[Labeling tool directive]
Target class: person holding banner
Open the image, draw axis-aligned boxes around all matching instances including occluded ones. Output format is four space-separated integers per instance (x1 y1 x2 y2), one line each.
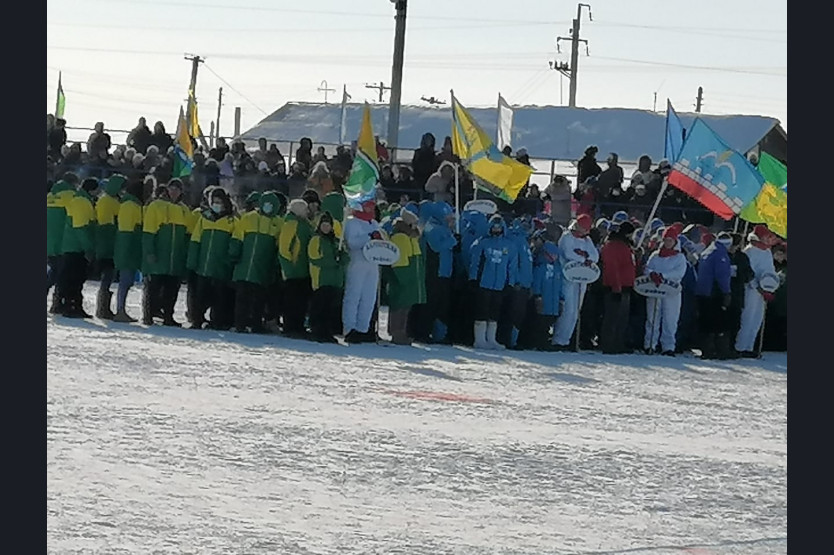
342 200 384 344
734 225 779 358
551 214 599 351
641 227 688 356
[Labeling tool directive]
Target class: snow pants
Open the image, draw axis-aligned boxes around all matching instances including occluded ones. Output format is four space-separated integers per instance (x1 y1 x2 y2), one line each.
552 281 587 346
310 286 342 339
234 281 267 331
735 287 765 353
644 294 682 352
342 260 379 335
599 289 631 354
194 276 235 329
282 277 312 335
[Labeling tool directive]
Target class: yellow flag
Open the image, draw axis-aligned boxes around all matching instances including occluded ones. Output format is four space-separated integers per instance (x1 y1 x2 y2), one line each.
451 92 533 202
186 89 201 139
176 106 193 158
741 182 787 238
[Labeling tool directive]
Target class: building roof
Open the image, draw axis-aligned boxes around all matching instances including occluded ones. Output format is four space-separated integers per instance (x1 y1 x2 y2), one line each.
238 102 784 163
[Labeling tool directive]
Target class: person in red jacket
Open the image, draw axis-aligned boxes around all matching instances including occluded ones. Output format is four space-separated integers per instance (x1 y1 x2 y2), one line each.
599 221 636 354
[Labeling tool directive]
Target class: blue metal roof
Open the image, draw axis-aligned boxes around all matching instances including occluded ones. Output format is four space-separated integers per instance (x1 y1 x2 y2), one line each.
239 102 781 163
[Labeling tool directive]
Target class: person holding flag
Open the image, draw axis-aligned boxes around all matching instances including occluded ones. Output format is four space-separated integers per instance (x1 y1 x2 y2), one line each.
642 227 688 356
341 104 385 344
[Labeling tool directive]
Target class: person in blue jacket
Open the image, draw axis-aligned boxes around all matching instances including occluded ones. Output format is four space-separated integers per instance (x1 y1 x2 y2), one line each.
695 231 733 359
520 229 564 350
449 209 490 345
675 254 699 353
499 217 534 349
421 201 458 343
469 214 518 350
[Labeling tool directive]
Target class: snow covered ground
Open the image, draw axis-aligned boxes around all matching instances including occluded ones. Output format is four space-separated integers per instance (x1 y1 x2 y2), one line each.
47 283 787 554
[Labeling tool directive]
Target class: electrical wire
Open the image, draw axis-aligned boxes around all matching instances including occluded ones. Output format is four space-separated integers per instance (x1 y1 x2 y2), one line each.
202 63 269 116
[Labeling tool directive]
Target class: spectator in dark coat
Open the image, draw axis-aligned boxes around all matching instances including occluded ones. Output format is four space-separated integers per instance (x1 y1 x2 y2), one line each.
380 165 398 202
332 145 353 175
695 232 734 359
49 118 68 159
577 145 602 185
209 137 230 162
296 137 313 173
127 117 153 155
595 153 625 219
149 121 174 154
727 232 754 351
266 144 287 175
87 122 112 160
543 175 573 227
411 132 438 189
394 165 419 202
204 158 221 187
435 136 460 166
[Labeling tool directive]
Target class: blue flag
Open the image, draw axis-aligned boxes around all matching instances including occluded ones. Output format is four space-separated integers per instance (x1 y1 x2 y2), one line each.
665 100 685 162
667 118 765 221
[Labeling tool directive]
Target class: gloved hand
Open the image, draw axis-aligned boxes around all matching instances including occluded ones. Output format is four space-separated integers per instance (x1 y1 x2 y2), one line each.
759 289 775 302
369 231 382 240
722 293 732 309
574 248 589 258
649 272 663 286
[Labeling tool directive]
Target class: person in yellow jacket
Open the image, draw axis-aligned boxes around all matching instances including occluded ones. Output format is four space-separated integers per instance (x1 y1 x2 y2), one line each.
93 174 126 319
112 180 146 322
57 178 100 318
47 172 80 314
278 198 314 337
141 180 190 326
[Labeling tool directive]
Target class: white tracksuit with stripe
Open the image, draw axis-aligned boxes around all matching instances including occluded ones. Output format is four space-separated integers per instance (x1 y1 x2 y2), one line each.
643 246 688 352
735 244 775 352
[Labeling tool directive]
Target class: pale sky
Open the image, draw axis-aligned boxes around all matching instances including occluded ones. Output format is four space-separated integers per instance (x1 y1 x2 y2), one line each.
46 0 787 146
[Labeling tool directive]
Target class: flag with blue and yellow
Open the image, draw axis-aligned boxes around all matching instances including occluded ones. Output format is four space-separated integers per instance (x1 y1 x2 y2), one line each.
343 103 380 209
172 106 193 178
740 151 787 238
450 91 533 203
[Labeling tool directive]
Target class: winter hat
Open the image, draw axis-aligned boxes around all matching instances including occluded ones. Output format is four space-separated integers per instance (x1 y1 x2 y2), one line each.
701 232 716 246
81 177 99 193
748 224 773 243
669 222 685 236
516 147 528 157
258 161 269 171
317 211 334 228
301 189 320 206
662 226 680 240
288 198 309 218
716 232 733 248
595 218 611 231
612 211 629 224
399 209 418 227
571 214 593 233
649 218 665 234
618 221 636 237
245 191 262 207
533 218 547 230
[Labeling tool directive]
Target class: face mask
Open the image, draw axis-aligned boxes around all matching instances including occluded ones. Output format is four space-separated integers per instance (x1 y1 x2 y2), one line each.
211 202 224 214
261 202 273 214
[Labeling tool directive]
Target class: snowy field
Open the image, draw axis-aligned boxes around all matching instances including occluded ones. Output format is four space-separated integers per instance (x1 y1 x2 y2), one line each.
47 282 787 555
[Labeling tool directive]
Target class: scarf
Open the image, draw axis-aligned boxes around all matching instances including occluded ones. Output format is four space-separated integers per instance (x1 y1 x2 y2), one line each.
659 247 678 258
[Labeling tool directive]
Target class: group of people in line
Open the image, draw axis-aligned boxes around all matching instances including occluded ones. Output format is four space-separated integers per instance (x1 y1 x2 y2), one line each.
47 165 787 358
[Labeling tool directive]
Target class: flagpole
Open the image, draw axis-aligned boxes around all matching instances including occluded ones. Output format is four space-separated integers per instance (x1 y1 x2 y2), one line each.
636 177 668 251
455 163 461 235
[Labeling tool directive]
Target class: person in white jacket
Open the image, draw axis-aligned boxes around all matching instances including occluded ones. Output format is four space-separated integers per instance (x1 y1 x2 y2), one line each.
342 200 384 343
735 224 779 357
643 227 688 356
551 214 599 349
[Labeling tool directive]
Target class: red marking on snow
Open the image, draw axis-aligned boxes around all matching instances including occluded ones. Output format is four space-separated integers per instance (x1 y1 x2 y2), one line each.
385 390 493 404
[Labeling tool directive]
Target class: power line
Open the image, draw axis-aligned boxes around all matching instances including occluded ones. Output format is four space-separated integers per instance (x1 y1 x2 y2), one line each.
200 63 269 116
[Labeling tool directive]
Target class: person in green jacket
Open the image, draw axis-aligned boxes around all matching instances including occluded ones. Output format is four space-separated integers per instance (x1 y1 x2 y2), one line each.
384 209 426 344
112 180 145 323
142 179 190 326
320 191 346 240
93 174 126 319
278 198 314 337
187 188 237 330
263 191 288 332
57 178 100 318
47 172 80 314
229 191 282 333
307 211 348 343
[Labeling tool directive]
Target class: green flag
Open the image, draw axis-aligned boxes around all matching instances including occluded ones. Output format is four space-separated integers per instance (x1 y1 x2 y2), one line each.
55 72 66 119
740 152 787 238
343 103 379 209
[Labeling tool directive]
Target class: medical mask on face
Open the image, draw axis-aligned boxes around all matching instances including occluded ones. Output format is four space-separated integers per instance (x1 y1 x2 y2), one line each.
261 202 274 214
211 202 224 214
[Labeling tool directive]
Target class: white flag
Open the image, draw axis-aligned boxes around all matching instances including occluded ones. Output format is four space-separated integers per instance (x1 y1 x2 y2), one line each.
339 85 352 144
496 93 514 151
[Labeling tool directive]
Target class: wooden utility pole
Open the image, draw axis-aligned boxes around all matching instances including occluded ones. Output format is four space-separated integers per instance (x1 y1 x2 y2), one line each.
695 87 704 113
184 54 209 150
554 4 592 108
234 107 241 138
387 0 408 150
365 81 391 103
214 87 223 147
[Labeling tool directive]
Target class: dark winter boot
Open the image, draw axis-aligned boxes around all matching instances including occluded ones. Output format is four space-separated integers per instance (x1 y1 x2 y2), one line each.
48 290 64 315
714 333 733 360
700 333 717 360
96 290 115 320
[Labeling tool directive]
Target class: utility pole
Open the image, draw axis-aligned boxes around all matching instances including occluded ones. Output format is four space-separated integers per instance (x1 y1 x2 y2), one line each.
653 92 657 112
695 86 704 113
553 3 592 108
317 80 336 103
365 81 391 103
234 107 241 138
387 0 408 150
214 87 223 148
184 53 208 150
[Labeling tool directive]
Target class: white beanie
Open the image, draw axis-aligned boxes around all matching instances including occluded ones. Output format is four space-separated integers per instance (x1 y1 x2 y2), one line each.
258 161 269 171
288 199 309 218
